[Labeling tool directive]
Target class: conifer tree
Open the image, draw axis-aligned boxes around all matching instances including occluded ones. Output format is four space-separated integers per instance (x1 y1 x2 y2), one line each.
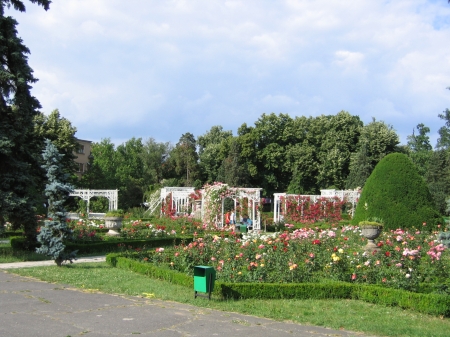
36 139 76 266
352 153 442 230
0 0 51 237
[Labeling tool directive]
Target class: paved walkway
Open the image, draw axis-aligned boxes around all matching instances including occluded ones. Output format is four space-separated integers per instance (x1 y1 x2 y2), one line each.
0 255 106 269
0 258 373 337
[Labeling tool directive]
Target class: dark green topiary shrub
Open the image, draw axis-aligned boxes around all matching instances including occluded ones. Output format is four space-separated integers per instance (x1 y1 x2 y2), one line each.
352 153 442 230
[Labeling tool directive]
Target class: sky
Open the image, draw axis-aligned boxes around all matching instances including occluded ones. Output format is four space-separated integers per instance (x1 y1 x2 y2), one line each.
7 0 450 147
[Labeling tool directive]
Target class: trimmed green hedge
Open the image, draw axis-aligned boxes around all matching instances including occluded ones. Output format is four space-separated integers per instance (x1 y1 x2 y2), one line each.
106 254 450 317
107 254 193 287
352 153 442 230
0 231 25 238
10 236 193 254
10 236 40 251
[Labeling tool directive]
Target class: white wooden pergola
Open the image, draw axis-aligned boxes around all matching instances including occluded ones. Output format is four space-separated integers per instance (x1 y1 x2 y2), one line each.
160 187 195 216
69 189 118 213
273 189 360 223
201 186 262 230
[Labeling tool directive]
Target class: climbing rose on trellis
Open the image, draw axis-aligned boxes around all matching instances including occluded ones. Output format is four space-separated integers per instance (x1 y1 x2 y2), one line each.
281 196 344 224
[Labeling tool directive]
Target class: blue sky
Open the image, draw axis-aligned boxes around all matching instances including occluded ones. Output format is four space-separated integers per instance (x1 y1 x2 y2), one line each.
8 0 450 147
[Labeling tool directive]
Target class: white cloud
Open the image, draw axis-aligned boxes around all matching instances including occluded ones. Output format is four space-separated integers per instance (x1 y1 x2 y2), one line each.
364 99 403 120
5 0 450 146
261 94 298 108
80 20 105 36
185 92 214 109
333 50 366 74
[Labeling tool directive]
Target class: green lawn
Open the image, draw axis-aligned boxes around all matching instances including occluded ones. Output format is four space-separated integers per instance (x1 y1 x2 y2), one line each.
8 262 450 337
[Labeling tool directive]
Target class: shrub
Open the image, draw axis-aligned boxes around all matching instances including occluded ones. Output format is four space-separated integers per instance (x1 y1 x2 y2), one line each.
105 209 124 217
352 153 442 230
36 140 77 266
10 236 39 251
107 254 450 317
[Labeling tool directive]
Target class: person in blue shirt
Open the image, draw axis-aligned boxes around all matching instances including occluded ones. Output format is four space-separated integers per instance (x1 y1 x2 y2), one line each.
246 217 253 230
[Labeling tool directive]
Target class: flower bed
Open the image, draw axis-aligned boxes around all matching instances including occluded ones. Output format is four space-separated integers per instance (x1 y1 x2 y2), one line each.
106 253 450 317
124 225 450 293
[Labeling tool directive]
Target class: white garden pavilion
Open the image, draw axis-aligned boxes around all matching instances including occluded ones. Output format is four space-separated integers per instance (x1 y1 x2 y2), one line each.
273 189 360 223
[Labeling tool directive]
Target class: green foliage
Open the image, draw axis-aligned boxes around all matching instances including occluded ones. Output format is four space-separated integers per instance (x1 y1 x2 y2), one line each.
106 254 193 287
77 111 405 204
0 1 51 238
36 140 77 266
197 126 232 183
315 111 363 189
352 153 442 230
105 209 124 217
10 236 39 251
11 235 190 254
107 254 450 317
437 89 450 149
216 137 249 187
240 113 294 195
33 109 79 178
89 197 109 212
80 138 147 209
67 237 188 254
171 132 200 186
345 142 372 189
426 149 450 215
346 118 399 189
141 137 172 186
406 123 433 178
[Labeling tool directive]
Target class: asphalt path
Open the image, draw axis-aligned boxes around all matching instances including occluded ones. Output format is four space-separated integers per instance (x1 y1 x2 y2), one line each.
0 257 374 337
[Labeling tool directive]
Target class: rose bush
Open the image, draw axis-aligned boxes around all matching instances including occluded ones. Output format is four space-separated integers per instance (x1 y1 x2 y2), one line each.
133 225 449 292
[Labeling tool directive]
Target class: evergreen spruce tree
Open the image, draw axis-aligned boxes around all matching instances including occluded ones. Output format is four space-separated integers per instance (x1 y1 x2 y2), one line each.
36 139 76 266
0 1 51 238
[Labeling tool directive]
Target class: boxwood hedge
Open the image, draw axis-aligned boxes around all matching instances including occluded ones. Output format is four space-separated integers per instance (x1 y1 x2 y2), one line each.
106 254 450 317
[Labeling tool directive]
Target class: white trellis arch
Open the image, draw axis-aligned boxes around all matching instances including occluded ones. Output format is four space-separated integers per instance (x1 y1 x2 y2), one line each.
273 189 360 223
160 187 195 216
69 189 118 213
201 184 262 230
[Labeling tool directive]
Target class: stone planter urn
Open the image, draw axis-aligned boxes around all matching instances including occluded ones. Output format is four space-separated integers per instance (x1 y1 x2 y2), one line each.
104 216 123 236
360 223 383 253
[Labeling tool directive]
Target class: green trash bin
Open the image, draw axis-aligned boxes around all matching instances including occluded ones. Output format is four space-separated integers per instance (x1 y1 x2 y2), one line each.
240 224 248 233
194 266 216 299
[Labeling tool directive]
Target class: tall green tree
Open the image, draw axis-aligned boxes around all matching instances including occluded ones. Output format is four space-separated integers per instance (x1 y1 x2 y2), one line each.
437 88 450 150
406 123 433 178
141 137 172 187
285 112 362 193
426 149 450 214
33 109 79 177
79 138 118 189
424 91 450 214
115 137 145 209
238 113 294 195
346 118 399 189
197 126 232 184
344 142 372 190
315 111 362 189
0 0 51 236
80 138 149 209
171 132 200 187
216 137 249 187
285 116 319 194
